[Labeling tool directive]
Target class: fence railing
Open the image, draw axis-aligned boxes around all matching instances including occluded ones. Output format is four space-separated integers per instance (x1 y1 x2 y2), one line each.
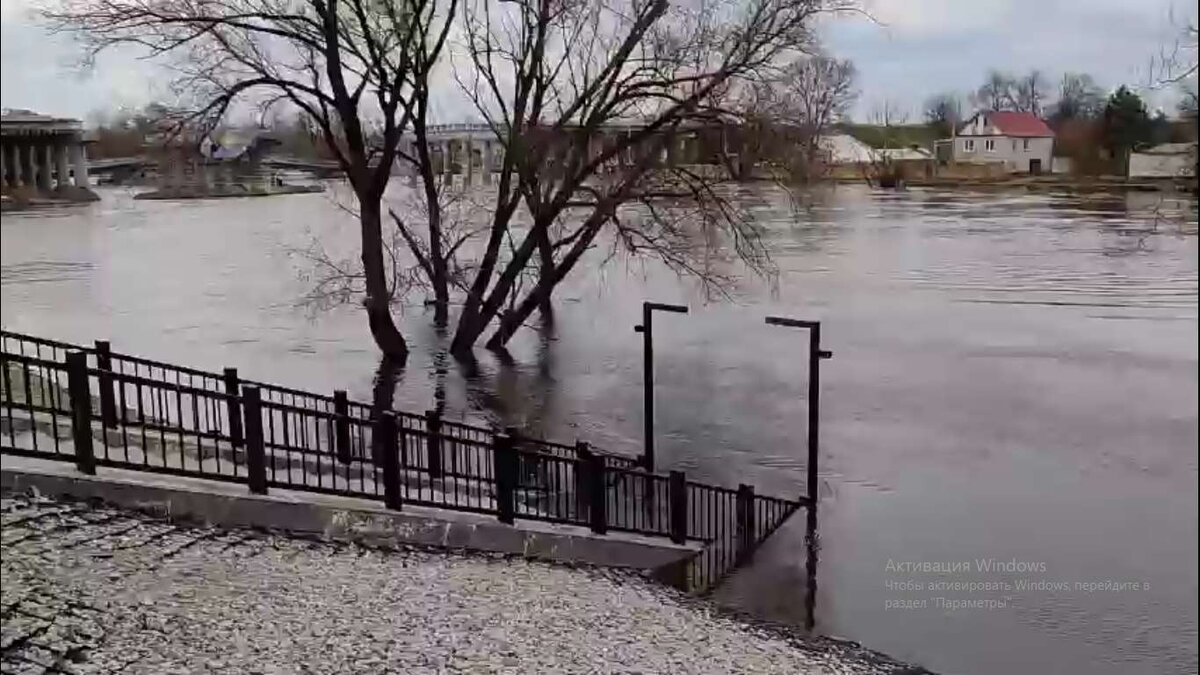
0 329 806 592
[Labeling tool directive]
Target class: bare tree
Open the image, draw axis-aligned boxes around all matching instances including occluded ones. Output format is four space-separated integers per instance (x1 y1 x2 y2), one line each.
971 70 1016 112
44 0 457 361
1052 72 1105 122
923 92 962 137
1149 16 1197 140
1014 69 1049 116
1180 83 1198 122
868 97 908 148
754 55 858 176
1150 18 1198 89
449 0 848 354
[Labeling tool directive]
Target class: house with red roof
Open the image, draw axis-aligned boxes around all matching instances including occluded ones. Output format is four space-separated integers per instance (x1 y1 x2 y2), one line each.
946 111 1056 173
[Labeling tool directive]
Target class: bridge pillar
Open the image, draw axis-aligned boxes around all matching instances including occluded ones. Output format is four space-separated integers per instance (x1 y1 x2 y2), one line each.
36 143 53 191
18 142 35 187
69 141 90 188
404 139 417 187
54 142 69 189
25 143 38 189
465 137 474 187
1 143 14 188
196 159 210 192
587 135 600 167
481 140 492 185
442 140 453 184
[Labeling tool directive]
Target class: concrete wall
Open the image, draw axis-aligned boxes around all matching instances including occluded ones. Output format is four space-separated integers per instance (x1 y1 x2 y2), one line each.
1 455 700 581
934 161 1010 179
1129 149 1196 178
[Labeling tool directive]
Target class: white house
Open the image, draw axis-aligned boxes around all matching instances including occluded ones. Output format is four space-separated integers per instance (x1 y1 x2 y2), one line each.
945 111 1055 173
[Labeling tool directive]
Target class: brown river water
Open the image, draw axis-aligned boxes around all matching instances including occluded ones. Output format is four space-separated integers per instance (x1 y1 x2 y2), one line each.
1 183 1196 674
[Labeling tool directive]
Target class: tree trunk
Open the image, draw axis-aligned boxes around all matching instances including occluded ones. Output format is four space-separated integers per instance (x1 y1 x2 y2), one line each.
415 120 450 326
536 228 554 320
451 193 521 355
361 199 409 361
486 214 606 350
369 355 402 465
459 219 547 353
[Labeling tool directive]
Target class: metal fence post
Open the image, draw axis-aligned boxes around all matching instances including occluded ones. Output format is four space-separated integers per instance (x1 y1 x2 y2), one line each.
588 452 608 535
806 323 827 524
333 390 350 464
223 367 243 448
669 470 687 544
65 351 96 475
425 409 443 478
736 483 755 563
493 433 516 524
380 412 402 510
574 440 592 518
93 340 118 428
506 425 531 486
242 386 267 495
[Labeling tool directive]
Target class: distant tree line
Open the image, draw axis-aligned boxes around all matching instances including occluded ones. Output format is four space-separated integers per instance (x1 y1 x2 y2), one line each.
918 59 1197 175
87 103 340 161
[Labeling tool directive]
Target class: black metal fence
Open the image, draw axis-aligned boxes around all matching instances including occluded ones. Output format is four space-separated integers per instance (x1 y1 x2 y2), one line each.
0 329 806 593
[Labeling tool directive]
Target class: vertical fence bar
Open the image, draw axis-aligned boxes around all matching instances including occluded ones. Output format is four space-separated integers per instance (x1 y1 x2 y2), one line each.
736 484 755 564
493 433 516 524
588 452 607 534
66 352 96 475
425 409 443 478
334 390 351 464
243 386 267 495
94 340 118 428
669 471 687 544
223 367 243 448
380 412 402 510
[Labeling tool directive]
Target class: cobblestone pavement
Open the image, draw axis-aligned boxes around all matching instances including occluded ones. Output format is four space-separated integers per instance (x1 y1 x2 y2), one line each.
1 491 923 674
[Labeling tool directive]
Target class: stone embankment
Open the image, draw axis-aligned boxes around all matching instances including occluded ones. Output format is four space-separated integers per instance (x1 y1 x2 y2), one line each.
1 491 929 674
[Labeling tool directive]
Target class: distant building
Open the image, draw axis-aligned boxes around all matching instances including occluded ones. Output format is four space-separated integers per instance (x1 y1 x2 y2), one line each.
938 111 1055 174
1128 142 1197 179
819 134 876 164
146 129 282 195
0 109 97 201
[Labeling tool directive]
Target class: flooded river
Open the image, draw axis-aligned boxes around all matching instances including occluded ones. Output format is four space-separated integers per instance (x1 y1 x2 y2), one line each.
2 184 1197 674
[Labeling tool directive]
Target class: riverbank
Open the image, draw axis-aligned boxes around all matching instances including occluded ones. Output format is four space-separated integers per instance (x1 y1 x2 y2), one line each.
134 183 323 200
0 490 928 674
0 186 100 212
832 172 1198 194
909 174 1196 193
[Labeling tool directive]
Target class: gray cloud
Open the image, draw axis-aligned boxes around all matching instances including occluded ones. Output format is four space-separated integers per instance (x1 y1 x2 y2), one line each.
2 0 1195 123
829 0 1197 118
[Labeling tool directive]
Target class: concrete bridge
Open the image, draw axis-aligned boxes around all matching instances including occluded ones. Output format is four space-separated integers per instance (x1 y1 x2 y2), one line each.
82 120 734 189
406 122 722 186
0 110 96 201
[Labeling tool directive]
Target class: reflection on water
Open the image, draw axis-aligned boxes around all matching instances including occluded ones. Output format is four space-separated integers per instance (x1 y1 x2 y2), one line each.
1 184 1197 675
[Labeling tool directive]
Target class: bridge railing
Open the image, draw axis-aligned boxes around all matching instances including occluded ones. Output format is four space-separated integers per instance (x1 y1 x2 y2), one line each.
0 328 804 592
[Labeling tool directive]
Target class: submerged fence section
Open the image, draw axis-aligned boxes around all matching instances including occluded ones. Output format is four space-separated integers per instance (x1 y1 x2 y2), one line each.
0 329 807 593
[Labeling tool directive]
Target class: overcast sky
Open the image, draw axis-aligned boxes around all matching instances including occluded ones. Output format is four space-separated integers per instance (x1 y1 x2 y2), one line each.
2 0 1196 124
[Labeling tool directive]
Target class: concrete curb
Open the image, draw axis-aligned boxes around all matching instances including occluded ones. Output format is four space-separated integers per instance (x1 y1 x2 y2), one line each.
1 454 700 577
